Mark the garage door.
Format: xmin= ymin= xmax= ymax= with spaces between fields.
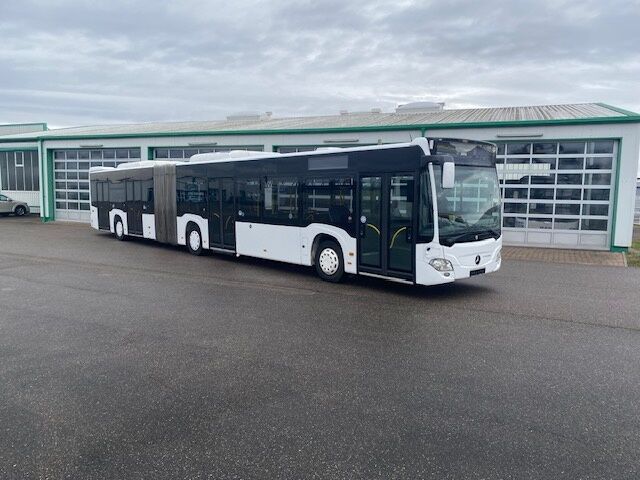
xmin=53 ymin=148 xmax=140 ymax=222
xmin=497 ymin=140 xmax=616 ymax=250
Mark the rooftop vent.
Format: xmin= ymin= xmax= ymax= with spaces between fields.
xmin=226 ymin=112 xmax=272 ymax=121
xmin=396 ymin=101 xmax=445 ymax=113
xmin=339 ymin=108 xmax=384 ymax=115
xmin=189 ymin=150 xmax=277 ymax=163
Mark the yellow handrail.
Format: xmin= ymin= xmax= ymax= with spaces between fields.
xmin=389 ymin=226 xmax=407 ymax=248
xmin=366 ymin=223 xmax=380 ymax=235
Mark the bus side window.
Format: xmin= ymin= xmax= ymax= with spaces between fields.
xmin=418 ymin=169 xmax=434 ymax=242
xmin=303 ymin=177 xmax=354 ymax=235
xmin=236 ymin=178 xmax=261 ymax=220
xmin=134 ymin=180 xmax=143 ymax=202
xmin=145 ymin=180 xmax=154 ymax=204
xmin=263 ymin=177 xmax=298 ymax=224
xmin=101 ymin=182 xmax=108 ymax=204
xmin=177 ymin=176 xmax=208 ymax=216
xmin=126 ymin=180 xmax=135 ymax=203
xmin=91 ymin=180 xmax=99 ymax=204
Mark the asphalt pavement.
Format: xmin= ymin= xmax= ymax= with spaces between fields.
xmin=1 ymin=216 xmax=640 ymax=479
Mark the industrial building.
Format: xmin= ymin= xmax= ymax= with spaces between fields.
xmin=1 ymin=102 xmax=639 ymax=251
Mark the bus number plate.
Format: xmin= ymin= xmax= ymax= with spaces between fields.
xmin=470 ymin=268 xmax=486 ymax=276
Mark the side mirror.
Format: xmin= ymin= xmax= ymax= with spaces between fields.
xmin=442 ymin=161 xmax=455 ymax=189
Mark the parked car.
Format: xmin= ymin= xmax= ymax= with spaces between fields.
xmin=0 ymin=194 xmax=30 ymax=216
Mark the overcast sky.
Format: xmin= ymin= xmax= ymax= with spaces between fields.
xmin=1 ymin=0 xmax=639 ymax=127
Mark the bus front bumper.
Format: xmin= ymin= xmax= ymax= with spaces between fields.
xmin=416 ymin=237 xmax=502 ymax=286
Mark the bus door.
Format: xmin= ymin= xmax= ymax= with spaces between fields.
xmin=358 ymin=173 xmax=416 ymax=280
xmin=208 ymin=178 xmax=236 ymax=250
xmin=97 ymin=181 xmax=110 ymax=230
xmin=126 ymin=180 xmax=143 ymax=236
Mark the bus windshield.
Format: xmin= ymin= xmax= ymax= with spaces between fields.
xmin=432 ymin=163 xmax=501 ymax=246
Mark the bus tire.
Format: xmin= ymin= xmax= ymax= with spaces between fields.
xmin=114 ymin=217 xmax=126 ymax=241
xmin=186 ymin=224 xmax=203 ymax=256
xmin=315 ymin=240 xmax=344 ymax=283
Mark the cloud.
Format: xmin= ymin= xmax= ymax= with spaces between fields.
xmin=0 ymin=0 xmax=638 ymax=126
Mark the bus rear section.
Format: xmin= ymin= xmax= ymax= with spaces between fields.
xmin=89 ymin=162 xmax=177 ymax=243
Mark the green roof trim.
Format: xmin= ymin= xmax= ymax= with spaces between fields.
xmin=0 ymin=136 xmax=42 ymax=143
xmin=1 ymin=114 xmax=640 ymax=144
xmin=609 ymin=138 xmax=623 ymax=250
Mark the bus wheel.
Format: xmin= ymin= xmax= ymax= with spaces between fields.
xmin=114 ymin=217 xmax=126 ymax=241
xmin=186 ymin=224 xmax=203 ymax=256
xmin=315 ymin=240 xmax=344 ymax=283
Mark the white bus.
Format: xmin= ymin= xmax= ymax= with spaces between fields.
xmin=89 ymin=138 xmax=502 ymax=285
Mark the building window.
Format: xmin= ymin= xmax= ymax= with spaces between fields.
xmin=496 ymin=140 xmax=616 ymax=234
xmin=0 ymin=150 xmax=39 ymax=191
xmin=52 ymin=148 xmax=141 ymax=212
xmin=152 ymin=146 xmax=263 ymax=159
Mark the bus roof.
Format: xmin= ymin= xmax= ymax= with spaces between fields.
xmin=187 ymin=137 xmax=432 ymax=166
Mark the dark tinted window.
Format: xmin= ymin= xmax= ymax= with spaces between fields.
xmin=504 ymin=203 xmax=527 ymax=214
xmin=582 ymin=204 xmax=608 ymax=216
xmin=109 ymin=180 xmax=125 ymax=203
xmin=419 ymin=169 xmax=433 ymax=241
xmin=587 ymin=141 xmax=614 ymax=154
xmin=530 ymin=188 xmax=554 ymax=200
xmin=585 ymin=157 xmax=612 ymax=170
xmin=558 ymin=158 xmax=583 ymax=170
xmin=177 ymin=176 xmax=208 ymax=215
xmin=583 ymin=189 xmax=609 ymax=201
xmin=559 ymin=142 xmax=584 ymax=154
xmin=581 ymin=219 xmax=607 ymax=231
xmin=556 ymin=188 xmax=581 ymax=200
xmin=503 ymin=188 xmax=528 ymax=199
xmin=532 ymin=143 xmax=556 ymax=154
xmin=236 ymin=178 xmax=261 ymax=220
xmin=263 ymin=178 xmax=298 ymax=223
xmin=529 ymin=203 xmax=553 ymax=215
xmin=506 ymin=143 xmax=531 ymax=155
xmin=303 ymin=177 xmax=354 ymax=234
xmin=557 ymin=174 xmax=582 ymax=185
xmin=555 ymin=204 xmax=580 ymax=215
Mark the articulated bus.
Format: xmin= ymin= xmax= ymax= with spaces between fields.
xmin=89 ymin=138 xmax=502 ymax=285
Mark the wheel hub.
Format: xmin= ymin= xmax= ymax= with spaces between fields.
xmin=319 ymin=248 xmax=339 ymax=276
xmin=189 ymin=230 xmax=201 ymax=251
xmin=116 ymin=222 xmax=123 ymax=237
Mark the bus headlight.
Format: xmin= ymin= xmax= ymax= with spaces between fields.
xmin=429 ymin=258 xmax=453 ymax=272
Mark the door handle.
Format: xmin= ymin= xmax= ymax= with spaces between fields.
xmin=406 ymin=226 xmax=413 ymax=242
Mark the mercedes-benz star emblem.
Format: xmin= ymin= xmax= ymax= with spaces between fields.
xmin=475 ymin=255 xmax=481 ymax=265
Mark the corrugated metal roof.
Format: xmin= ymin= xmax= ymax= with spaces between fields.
xmin=1 ymin=103 xmax=638 ymax=140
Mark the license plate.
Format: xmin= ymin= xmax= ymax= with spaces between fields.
xmin=470 ymin=268 xmax=486 ymax=276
